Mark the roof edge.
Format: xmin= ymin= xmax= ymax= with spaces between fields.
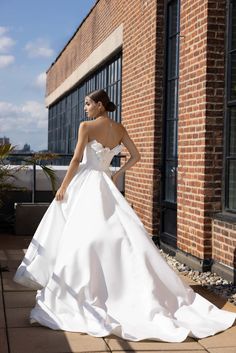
xmin=46 ymin=0 xmax=100 ymax=74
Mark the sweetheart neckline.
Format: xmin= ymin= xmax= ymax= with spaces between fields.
xmin=89 ymin=139 xmax=122 ymax=152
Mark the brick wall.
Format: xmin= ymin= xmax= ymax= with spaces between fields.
xmin=212 ymin=219 xmax=236 ymax=269
xmin=46 ymin=0 xmax=161 ymax=235
xmin=121 ymin=0 xmax=162 ymax=234
xmin=46 ymin=0 xmax=235 ymax=272
xmin=178 ymin=0 xmax=226 ymax=259
xmin=46 ymin=0 xmax=123 ymax=96
xmin=178 ymin=0 xmax=209 ymax=258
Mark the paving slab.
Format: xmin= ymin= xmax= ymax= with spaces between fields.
xmin=1 ymin=271 xmax=36 ymax=292
xmin=0 ymin=250 xmax=7 ymax=261
xmin=8 ymin=327 xmax=109 ymax=353
xmin=207 ymin=348 xmax=236 ymax=353
xmin=1 ymin=234 xmax=236 ymax=353
xmin=198 ymin=325 xmax=236 ymax=349
xmin=5 ymin=307 xmax=39 ymax=328
xmin=0 ymin=249 xmax=25 ymax=261
xmin=104 ymin=335 xmax=204 ymax=351
xmin=65 ymin=331 xmax=110 ymax=353
xmin=0 ymin=328 xmax=8 ymax=353
xmin=0 ymin=235 xmax=31 ymax=250
xmin=4 ymin=291 xmax=36 ymax=308
xmin=0 ymin=287 xmax=6 ymax=328
xmin=187 ymin=283 xmax=236 ymax=312
xmin=0 ymin=260 xmax=21 ymax=272
xmin=122 ymin=351 xmax=207 ymax=353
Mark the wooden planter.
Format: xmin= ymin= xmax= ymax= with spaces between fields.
xmin=14 ymin=202 xmax=50 ymax=236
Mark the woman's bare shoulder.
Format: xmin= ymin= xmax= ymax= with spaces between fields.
xmin=115 ymin=121 xmax=126 ymax=134
xmin=79 ymin=119 xmax=95 ymax=131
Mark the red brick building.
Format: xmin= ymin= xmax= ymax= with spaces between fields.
xmin=46 ymin=0 xmax=236 ymax=283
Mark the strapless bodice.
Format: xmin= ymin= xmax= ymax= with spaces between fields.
xmin=82 ymin=139 xmax=123 ymax=171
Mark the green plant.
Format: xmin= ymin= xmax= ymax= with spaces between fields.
xmin=0 ymin=144 xmax=25 ymax=207
xmin=0 ymin=144 xmax=59 ymax=207
xmin=22 ymin=152 xmax=59 ymax=195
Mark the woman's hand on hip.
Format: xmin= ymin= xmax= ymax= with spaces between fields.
xmin=55 ymin=186 xmax=67 ymax=201
xmin=111 ymin=173 xmax=119 ymax=187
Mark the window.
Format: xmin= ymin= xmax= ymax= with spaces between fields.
xmin=48 ymin=53 xmax=122 ymax=157
xmin=164 ymin=0 xmax=180 ymax=204
xmin=224 ymin=0 xmax=236 ymax=212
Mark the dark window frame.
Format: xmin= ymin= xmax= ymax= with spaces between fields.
xmin=48 ymin=52 xmax=122 ymax=159
xmin=223 ymin=0 xmax=236 ymax=213
xmin=162 ymin=0 xmax=180 ymax=207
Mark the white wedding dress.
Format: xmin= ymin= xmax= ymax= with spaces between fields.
xmin=14 ymin=139 xmax=236 ymax=342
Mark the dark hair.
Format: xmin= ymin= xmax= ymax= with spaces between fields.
xmin=87 ymin=89 xmax=117 ymax=112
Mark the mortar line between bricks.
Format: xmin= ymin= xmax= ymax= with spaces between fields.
xmin=0 ymin=268 xmax=11 ymax=353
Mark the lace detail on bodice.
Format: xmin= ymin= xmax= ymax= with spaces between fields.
xmin=82 ymin=139 xmax=123 ymax=171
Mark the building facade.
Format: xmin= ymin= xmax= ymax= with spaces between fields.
xmin=46 ymin=0 xmax=236 ymax=283
xmin=0 ymin=136 xmax=10 ymax=145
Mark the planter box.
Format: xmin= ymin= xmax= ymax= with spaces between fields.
xmin=12 ymin=166 xmax=125 ymax=236
xmin=14 ymin=202 xmax=50 ymax=236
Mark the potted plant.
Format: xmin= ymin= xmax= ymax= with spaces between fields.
xmin=0 ymin=144 xmax=26 ymax=231
xmin=0 ymin=143 xmax=59 ymax=235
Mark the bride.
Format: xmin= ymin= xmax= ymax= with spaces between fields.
xmin=14 ymin=89 xmax=236 ymax=342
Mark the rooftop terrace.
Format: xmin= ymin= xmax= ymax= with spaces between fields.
xmin=0 ymin=234 xmax=236 ymax=353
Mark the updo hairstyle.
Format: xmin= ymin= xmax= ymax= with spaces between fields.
xmin=88 ymin=89 xmax=117 ymax=112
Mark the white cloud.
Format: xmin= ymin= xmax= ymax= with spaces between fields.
xmin=0 ymin=27 xmax=8 ymax=36
xmin=0 ymin=55 xmax=15 ymax=68
xmin=24 ymin=39 xmax=54 ymax=58
xmin=0 ymin=27 xmax=15 ymax=68
xmin=34 ymin=72 xmax=46 ymax=89
xmin=0 ymin=26 xmax=15 ymax=53
xmin=22 ymin=101 xmax=47 ymax=128
xmin=0 ymin=100 xmax=48 ymax=136
xmin=0 ymin=35 xmax=15 ymax=53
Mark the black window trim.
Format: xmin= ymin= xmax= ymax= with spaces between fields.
xmin=48 ymin=51 xmax=122 ymax=161
xmin=223 ymin=0 xmax=236 ymax=215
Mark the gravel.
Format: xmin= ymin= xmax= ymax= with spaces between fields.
xmin=159 ymin=249 xmax=236 ymax=306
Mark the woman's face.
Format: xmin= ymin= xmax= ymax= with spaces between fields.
xmin=84 ymin=97 xmax=100 ymax=118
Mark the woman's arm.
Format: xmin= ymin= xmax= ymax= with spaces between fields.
xmin=112 ymin=127 xmax=141 ymax=185
xmin=55 ymin=122 xmax=89 ymax=201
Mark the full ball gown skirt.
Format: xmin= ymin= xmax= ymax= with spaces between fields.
xmin=14 ymin=140 xmax=236 ymax=342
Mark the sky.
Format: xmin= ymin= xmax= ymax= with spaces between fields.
xmin=0 ymin=0 xmax=96 ymax=151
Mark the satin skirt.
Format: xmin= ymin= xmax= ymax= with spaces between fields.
xmin=14 ymin=164 xmax=236 ymax=342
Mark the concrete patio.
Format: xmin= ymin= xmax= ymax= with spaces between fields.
xmin=0 ymin=234 xmax=236 ymax=353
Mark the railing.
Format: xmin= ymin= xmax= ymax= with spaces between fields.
xmin=7 ymin=152 xmax=126 ymax=203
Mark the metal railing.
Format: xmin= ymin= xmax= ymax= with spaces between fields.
xmin=7 ymin=152 xmax=125 ymax=203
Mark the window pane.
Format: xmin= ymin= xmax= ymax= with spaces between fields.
xmin=168 ymin=1 xmax=178 ymax=36
xmin=168 ymin=37 xmax=178 ymax=78
xmin=230 ymin=52 xmax=236 ymax=100
xmin=229 ymin=107 xmax=236 ymax=154
xmin=232 ymin=1 xmax=236 ymax=50
xmin=163 ymin=0 xmax=179 ymax=207
xmin=165 ymin=162 xmax=177 ymax=203
xmin=61 ymin=97 xmax=66 ymax=112
xmin=228 ymin=160 xmax=236 ymax=210
xmin=72 ymin=90 xmax=78 ymax=106
xmin=47 ymin=54 xmax=122 ymax=165
xmin=167 ymin=80 xmax=178 ymax=120
xmin=166 ymin=120 xmax=177 ymax=158
xmin=225 ymin=2 xmax=236 ymax=212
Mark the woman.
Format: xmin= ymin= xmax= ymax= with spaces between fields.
xmin=55 ymin=89 xmax=140 ymax=201
xmin=14 ymin=89 xmax=236 ymax=342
